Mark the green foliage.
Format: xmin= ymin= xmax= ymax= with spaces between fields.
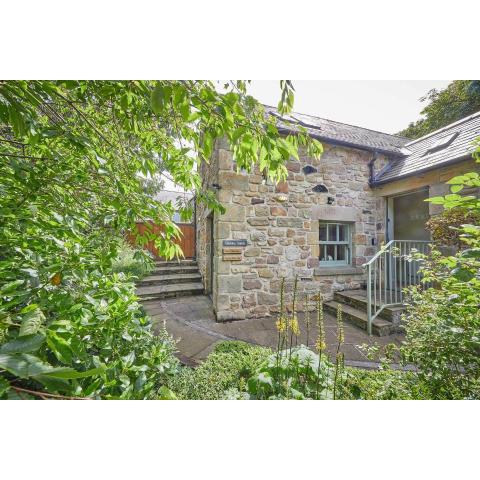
xmin=0 ymin=272 xmax=178 ymax=399
xmin=111 ymin=240 xmax=154 ymax=278
xmin=247 ymin=346 xmax=336 ymax=400
xmin=426 ymin=208 xmax=480 ymax=248
xmin=341 ymin=368 xmax=429 ymax=400
xmin=401 ymin=141 xmax=480 ymax=399
xmin=399 ymin=80 xmax=480 ymax=139
xmin=0 ymin=80 xmax=320 ymax=398
xmin=171 ymin=340 xmax=428 ymax=400
xmin=166 ymin=341 xmax=271 ymax=400
xmin=402 ymin=280 xmax=480 ymax=399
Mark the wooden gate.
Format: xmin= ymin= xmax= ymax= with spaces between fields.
xmin=127 ymin=221 xmax=195 ymax=259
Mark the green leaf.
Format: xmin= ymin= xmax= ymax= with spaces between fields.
xmin=19 ymin=307 xmax=45 ymax=336
xmin=122 ymin=351 xmax=135 ymax=367
xmin=150 ymin=84 xmax=171 ymax=115
xmin=425 ymin=196 xmax=446 ymax=205
xmin=46 ymin=331 xmax=74 ymax=364
xmin=33 ymin=374 xmax=70 ymax=392
xmin=0 ymin=353 xmax=56 ymax=378
xmin=461 ymin=248 xmax=480 ymax=259
xmin=447 ymin=175 xmax=467 ymax=185
xmin=0 ymin=334 xmax=45 ymax=354
xmin=0 ymin=353 xmax=105 ymax=380
xmin=0 ymin=279 xmax=24 ymax=294
xmin=451 ymin=267 xmax=475 ymax=282
xmin=44 ymin=365 xmax=106 ymax=379
xmin=158 ymin=385 xmax=177 ymax=400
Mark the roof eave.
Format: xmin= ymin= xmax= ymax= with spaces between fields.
xmin=371 ymin=154 xmax=473 ymax=186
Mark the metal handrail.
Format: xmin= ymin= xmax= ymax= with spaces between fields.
xmin=363 ymin=240 xmax=395 ymax=267
xmin=363 ymin=240 xmax=430 ymax=335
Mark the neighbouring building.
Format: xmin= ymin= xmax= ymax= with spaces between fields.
xmin=195 ymin=108 xmax=480 ymax=323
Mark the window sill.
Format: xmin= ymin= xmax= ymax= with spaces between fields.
xmin=314 ymin=266 xmax=364 ymax=276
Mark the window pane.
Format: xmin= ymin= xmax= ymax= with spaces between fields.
xmin=326 ymin=244 xmax=335 ymax=261
xmin=328 ymin=224 xmax=337 ymax=242
xmin=338 ymin=224 xmax=347 ymax=242
xmin=337 ymin=244 xmax=347 ymax=261
xmin=319 ymin=225 xmax=327 ymax=241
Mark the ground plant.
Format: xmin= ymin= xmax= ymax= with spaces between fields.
xmin=246 ymin=277 xmax=347 ymax=400
xmin=166 ymin=341 xmax=271 ymax=400
xmin=111 ymin=240 xmax=154 ymax=278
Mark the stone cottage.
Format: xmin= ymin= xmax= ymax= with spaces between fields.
xmin=195 ymin=108 xmax=480 ymax=325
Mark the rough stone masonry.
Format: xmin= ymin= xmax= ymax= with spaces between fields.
xmin=196 ymin=137 xmax=388 ymax=321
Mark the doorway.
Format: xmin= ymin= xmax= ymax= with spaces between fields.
xmin=387 ymin=189 xmax=430 ymax=241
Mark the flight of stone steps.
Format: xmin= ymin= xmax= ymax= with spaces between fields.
xmin=323 ymin=290 xmax=404 ymax=336
xmin=136 ymin=259 xmax=204 ymax=301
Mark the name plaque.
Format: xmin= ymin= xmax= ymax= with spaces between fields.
xmin=222 ymin=239 xmax=247 ymax=247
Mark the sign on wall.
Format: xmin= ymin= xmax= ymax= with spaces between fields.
xmin=222 ymin=239 xmax=247 ymax=247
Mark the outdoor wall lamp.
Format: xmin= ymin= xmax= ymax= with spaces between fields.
xmin=327 ymin=196 xmax=335 ymax=205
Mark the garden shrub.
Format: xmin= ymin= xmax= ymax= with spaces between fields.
xmin=341 ymin=368 xmax=429 ymax=400
xmin=0 ymin=268 xmax=179 ymax=399
xmin=426 ymin=208 xmax=480 ymax=248
xmin=111 ymin=240 xmax=154 ymax=278
xmin=166 ymin=341 xmax=271 ymax=400
xmin=400 ymin=145 xmax=480 ymax=399
xmin=401 ymin=273 xmax=480 ymax=399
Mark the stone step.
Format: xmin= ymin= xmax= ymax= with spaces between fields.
xmin=324 ymin=300 xmax=393 ymax=336
xmin=151 ymin=265 xmax=200 ymax=276
xmin=138 ymin=272 xmax=202 ymax=287
xmin=136 ymin=282 xmax=204 ymax=301
xmin=154 ymin=260 xmax=197 ymax=267
xmin=333 ymin=290 xmax=404 ymax=322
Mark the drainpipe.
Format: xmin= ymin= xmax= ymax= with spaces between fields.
xmin=368 ymin=151 xmax=378 ymax=187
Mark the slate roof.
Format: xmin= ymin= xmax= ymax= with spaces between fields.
xmin=374 ymin=111 xmax=480 ymax=184
xmin=266 ymin=106 xmax=408 ymax=156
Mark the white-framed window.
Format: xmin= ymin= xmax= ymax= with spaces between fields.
xmin=319 ymin=222 xmax=352 ymax=266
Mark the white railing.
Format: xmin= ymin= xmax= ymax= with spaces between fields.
xmin=363 ymin=240 xmax=430 ymax=335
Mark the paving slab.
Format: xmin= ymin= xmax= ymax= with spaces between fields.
xmin=143 ymin=294 xmax=405 ymax=368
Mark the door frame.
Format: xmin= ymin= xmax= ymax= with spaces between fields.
xmin=205 ymin=213 xmax=214 ymax=295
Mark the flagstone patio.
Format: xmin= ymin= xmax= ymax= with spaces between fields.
xmin=145 ymin=295 xmax=405 ymax=367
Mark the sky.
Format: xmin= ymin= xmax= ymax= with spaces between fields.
xmin=247 ymin=80 xmax=451 ymax=134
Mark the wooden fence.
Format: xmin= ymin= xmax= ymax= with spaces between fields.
xmin=127 ymin=221 xmax=195 ymax=259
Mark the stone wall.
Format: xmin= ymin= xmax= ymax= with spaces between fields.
xmin=197 ymin=138 xmax=389 ymax=321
